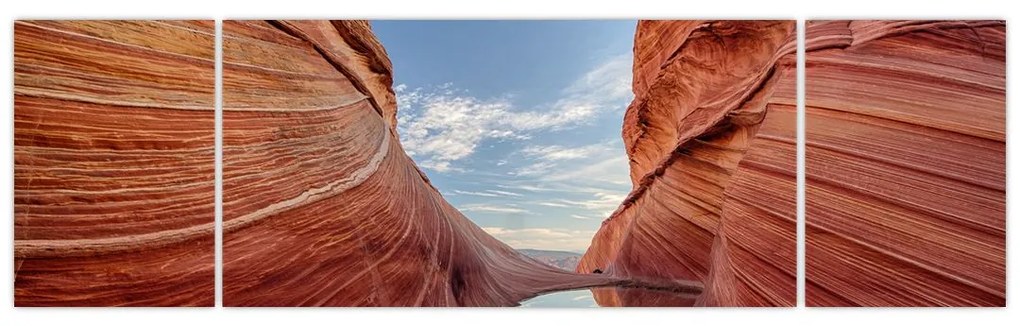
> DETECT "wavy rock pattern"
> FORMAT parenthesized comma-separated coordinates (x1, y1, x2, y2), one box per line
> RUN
(804, 20, 1006, 307)
(220, 20, 702, 307)
(577, 20, 798, 307)
(12, 19, 1004, 308)
(13, 20, 215, 306)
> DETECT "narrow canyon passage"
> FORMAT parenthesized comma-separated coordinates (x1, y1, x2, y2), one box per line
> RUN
(8, 17, 1007, 310)
(219, 20, 796, 307)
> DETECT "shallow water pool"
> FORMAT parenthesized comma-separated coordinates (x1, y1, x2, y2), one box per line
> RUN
(518, 289, 597, 308)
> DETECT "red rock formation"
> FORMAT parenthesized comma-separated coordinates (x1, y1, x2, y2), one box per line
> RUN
(220, 20, 701, 307)
(804, 20, 1006, 307)
(13, 20, 216, 306)
(577, 20, 798, 307)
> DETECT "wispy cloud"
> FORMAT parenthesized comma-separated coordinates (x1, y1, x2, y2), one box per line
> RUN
(453, 189, 524, 198)
(514, 186, 627, 221)
(538, 155, 631, 187)
(530, 192, 625, 219)
(564, 53, 633, 106)
(460, 204, 532, 214)
(520, 144, 606, 161)
(482, 227, 596, 252)
(487, 190, 523, 197)
(453, 190, 500, 197)
(396, 54, 633, 173)
(490, 139, 632, 222)
(496, 184, 557, 192)
(559, 192, 626, 212)
(511, 161, 559, 177)
(417, 159, 467, 173)
(537, 202, 571, 208)
(512, 141, 623, 177)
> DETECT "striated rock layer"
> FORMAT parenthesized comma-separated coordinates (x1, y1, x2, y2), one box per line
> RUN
(804, 20, 1006, 307)
(220, 20, 701, 307)
(13, 20, 216, 306)
(577, 20, 798, 307)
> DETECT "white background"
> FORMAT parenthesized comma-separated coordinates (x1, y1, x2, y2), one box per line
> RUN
(2, 0, 1016, 325)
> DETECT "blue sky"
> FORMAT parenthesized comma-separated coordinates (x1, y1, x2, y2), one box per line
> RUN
(374, 20, 636, 252)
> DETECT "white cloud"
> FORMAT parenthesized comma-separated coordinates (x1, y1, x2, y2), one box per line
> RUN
(530, 192, 624, 220)
(453, 189, 524, 198)
(453, 190, 501, 197)
(396, 54, 633, 173)
(512, 141, 622, 177)
(417, 159, 466, 173)
(496, 184, 557, 192)
(393, 53, 636, 249)
(537, 202, 571, 208)
(487, 190, 523, 197)
(563, 54, 633, 106)
(459, 204, 532, 214)
(482, 227, 596, 252)
(511, 161, 558, 177)
(539, 155, 631, 186)
(528, 191, 625, 220)
(495, 140, 632, 221)
(520, 144, 604, 161)
(554, 192, 626, 214)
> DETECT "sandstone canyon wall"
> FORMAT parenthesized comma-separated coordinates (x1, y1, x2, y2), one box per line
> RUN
(13, 20, 216, 306)
(577, 21, 798, 307)
(218, 20, 704, 307)
(11, 19, 1005, 308)
(804, 20, 1006, 306)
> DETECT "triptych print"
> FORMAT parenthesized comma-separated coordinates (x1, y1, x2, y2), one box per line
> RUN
(11, 19, 1006, 307)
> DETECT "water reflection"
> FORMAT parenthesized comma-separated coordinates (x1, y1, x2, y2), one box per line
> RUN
(519, 289, 598, 308)
(519, 287, 700, 307)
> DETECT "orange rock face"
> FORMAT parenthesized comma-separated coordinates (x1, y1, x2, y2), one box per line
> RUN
(11, 19, 1005, 308)
(804, 20, 1006, 306)
(13, 20, 216, 306)
(577, 20, 798, 307)
(219, 20, 704, 307)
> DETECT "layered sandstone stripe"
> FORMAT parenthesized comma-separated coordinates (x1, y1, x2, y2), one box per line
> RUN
(577, 21, 798, 307)
(804, 20, 1006, 307)
(13, 20, 215, 306)
(220, 20, 701, 307)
